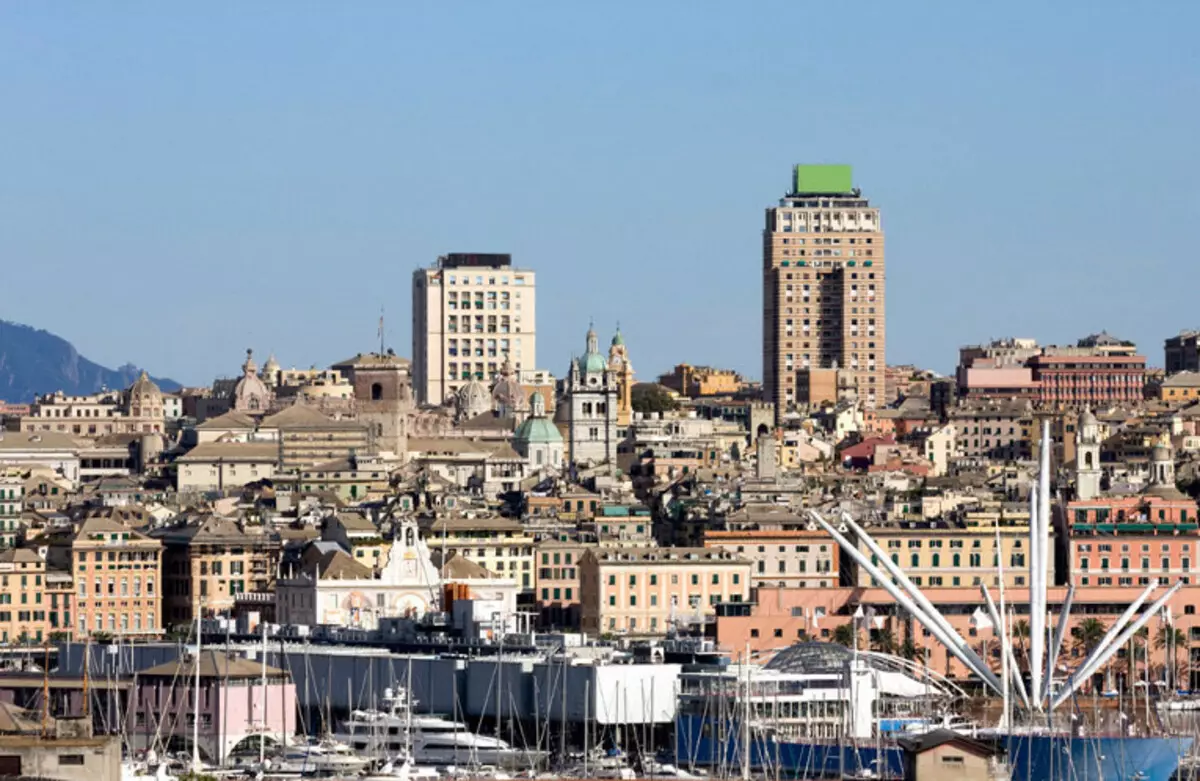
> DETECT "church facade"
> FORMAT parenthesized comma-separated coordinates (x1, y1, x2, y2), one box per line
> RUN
(565, 324, 633, 467)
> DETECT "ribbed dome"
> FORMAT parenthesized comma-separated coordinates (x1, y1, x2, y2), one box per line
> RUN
(457, 377, 491, 419)
(129, 370, 161, 398)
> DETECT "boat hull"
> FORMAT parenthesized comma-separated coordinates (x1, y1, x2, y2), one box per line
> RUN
(674, 715, 1194, 781)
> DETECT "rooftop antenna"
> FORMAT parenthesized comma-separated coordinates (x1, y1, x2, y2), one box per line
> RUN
(378, 307, 385, 355)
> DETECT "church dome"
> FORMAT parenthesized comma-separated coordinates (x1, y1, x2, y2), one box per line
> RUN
(514, 392, 562, 445)
(457, 377, 491, 419)
(129, 370, 162, 400)
(262, 353, 280, 375)
(1152, 443, 1171, 462)
(232, 349, 272, 412)
(579, 352, 608, 374)
(127, 371, 163, 418)
(491, 356, 527, 413)
(611, 329, 625, 347)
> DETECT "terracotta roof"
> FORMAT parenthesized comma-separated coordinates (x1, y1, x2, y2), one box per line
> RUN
(196, 410, 257, 430)
(588, 546, 747, 564)
(458, 411, 516, 432)
(428, 516, 524, 533)
(332, 512, 377, 533)
(0, 548, 43, 565)
(178, 442, 279, 462)
(1163, 372, 1200, 388)
(0, 432, 80, 451)
(440, 554, 493, 580)
(260, 404, 352, 430)
(139, 650, 287, 680)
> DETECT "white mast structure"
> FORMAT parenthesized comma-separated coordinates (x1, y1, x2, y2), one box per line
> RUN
(815, 416, 1184, 718)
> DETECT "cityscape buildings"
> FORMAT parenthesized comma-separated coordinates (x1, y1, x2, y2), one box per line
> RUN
(3, 164, 1200, 763)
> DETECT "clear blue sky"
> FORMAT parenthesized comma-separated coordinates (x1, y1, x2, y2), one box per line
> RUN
(2, 2, 1198, 386)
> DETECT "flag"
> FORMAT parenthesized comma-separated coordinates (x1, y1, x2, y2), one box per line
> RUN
(1164, 607, 1174, 626)
(970, 607, 994, 630)
(872, 616, 885, 630)
(853, 606, 865, 620)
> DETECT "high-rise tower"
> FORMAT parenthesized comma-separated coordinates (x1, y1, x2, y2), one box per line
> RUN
(762, 165, 885, 418)
(412, 253, 537, 406)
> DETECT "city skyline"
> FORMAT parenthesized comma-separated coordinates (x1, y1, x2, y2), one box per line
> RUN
(2, 3, 1198, 385)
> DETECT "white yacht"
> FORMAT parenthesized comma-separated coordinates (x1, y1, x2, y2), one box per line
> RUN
(262, 738, 369, 776)
(336, 688, 539, 769)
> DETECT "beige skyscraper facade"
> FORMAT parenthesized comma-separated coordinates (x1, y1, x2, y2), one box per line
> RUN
(412, 253, 537, 406)
(763, 165, 885, 418)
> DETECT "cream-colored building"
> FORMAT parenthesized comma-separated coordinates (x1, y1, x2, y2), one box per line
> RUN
(297, 454, 391, 505)
(424, 516, 535, 592)
(0, 470, 24, 547)
(763, 165, 885, 417)
(0, 431, 82, 482)
(20, 372, 167, 437)
(411, 253, 537, 405)
(176, 442, 279, 493)
(0, 548, 51, 643)
(579, 547, 751, 637)
(859, 505, 1045, 590)
(406, 437, 528, 495)
(922, 424, 956, 477)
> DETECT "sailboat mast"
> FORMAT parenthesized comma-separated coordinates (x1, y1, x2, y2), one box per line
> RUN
(996, 521, 1010, 729)
(260, 618, 268, 764)
(192, 610, 202, 771)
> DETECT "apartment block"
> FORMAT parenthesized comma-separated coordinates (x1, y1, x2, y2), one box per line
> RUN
(1166, 331, 1200, 374)
(579, 547, 751, 636)
(412, 253, 536, 406)
(44, 516, 163, 638)
(424, 516, 535, 592)
(763, 165, 884, 418)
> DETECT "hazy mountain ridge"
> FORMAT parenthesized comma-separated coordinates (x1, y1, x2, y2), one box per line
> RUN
(0, 320, 180, 402)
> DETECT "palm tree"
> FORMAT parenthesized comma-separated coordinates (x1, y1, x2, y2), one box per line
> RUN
(871, 627, 898, 655)
(831, 623, 859, 649)
(1072, 617, 1108, 655)
(1157, 626, 1187, 688)
(1011, 619, 1031, 671)
(898, 638, 920, 662)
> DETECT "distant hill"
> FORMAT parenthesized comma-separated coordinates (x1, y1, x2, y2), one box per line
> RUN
(0, 320, 180, 403)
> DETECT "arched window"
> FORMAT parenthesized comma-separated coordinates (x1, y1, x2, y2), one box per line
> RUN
(931, 553, 940, 567)
(1085, 452, 1094, 468)
(371, 383, 383, 401)
(953, 553, 961, 567)
(910, 553, 919, 568)
(405, 527, 415, 547)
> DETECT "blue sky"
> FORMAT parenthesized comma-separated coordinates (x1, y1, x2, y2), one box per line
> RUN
(2, 2, 1197, 386)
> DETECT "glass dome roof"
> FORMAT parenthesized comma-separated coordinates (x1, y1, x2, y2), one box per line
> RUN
(764, 642, 856, 674)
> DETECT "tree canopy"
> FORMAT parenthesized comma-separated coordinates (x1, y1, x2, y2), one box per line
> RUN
(631, 383, 678, 414)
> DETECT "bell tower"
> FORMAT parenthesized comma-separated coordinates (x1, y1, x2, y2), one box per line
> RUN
(332, 351, 414, 460)
(1075, 408, 1101, 501)
(608, 327, 635, 427)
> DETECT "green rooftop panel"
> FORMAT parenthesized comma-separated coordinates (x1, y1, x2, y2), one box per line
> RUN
(793, 164, 853, 195)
